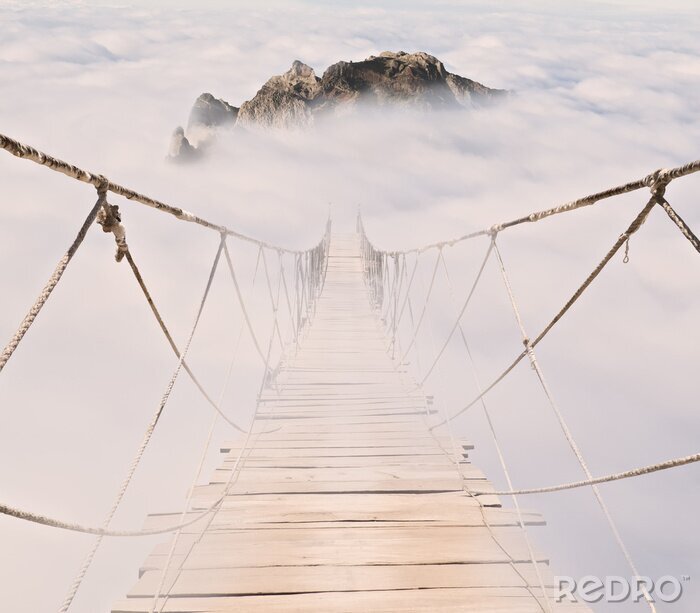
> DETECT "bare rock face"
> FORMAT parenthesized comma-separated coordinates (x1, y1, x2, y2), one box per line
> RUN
(238, 61, 322, 129)
(169, 51, 507, 159)
(186, 93, 238, 146)
(167, 126, 198, 162)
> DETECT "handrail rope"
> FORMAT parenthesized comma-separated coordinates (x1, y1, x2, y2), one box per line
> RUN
(0, 498, 219, 538)
(430, 195, 659, 430)
(153, 249, 287, 613)
(491, 239, 656, 612)
(359, 161, 700, 255)
(472, 451, 700, 496)
(419, 240, 495, 386)
(57, 236, 225, 613)
(0, 132, 326, 254)
(0, 184, 107, 374)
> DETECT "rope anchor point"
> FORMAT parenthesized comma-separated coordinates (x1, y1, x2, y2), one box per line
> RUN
(96, 201, 128, 262)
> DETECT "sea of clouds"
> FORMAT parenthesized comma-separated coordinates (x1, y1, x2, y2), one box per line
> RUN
(0, 1, 699, 611)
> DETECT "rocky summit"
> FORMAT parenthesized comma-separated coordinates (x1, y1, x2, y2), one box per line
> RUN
(168, 51, 507, 160)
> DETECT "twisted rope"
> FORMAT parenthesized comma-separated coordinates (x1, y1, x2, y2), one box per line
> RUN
(0, 131, 322, 254)
(359, 160, 700, 255)
(0, 185, 106, 374)
(657, 197, 700, 254)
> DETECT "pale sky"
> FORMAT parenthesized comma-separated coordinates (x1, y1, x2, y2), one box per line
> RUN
(0, 1, 699, 612)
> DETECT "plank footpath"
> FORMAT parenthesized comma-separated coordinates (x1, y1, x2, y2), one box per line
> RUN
(112, 234, 590, 612)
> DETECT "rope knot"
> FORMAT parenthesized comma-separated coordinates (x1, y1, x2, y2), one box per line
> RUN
(487, 224, 501, 238)
(97, 203, 128, 262)
(95, 175, 109, 196)
(645, 168, 671, 201)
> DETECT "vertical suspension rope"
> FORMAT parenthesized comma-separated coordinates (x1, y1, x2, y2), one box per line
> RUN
(493, 240, 656, 612)
(58, 235, 225, 613)
(438, 249, 550, 612)
(0, 184, 107, 374)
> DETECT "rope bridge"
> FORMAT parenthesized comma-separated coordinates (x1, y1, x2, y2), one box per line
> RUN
(0, 131, 698, 612)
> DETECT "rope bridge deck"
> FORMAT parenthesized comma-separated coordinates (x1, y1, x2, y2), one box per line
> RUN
(111, 234, 588, 613)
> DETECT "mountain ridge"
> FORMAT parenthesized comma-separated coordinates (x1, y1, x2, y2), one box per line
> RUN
(168, 51, 508, 160)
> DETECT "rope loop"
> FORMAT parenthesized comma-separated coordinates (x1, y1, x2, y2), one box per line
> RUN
(623, 238, 630, 263)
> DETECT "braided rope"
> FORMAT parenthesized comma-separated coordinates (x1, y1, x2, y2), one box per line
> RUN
(0, 186, 106, 373)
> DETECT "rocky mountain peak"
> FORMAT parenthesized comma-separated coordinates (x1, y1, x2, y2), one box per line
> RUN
(168, 51, 508, 160)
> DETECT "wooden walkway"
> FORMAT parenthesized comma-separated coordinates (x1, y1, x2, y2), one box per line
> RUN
(112, 234, 590, 613)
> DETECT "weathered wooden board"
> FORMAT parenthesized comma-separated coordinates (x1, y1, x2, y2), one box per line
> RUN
(130, 562, 557, 597)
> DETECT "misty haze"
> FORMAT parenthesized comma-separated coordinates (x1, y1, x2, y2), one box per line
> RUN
(0, 1, 699, 613)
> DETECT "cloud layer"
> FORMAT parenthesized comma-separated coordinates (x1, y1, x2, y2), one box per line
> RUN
(0, 1, 699, 611)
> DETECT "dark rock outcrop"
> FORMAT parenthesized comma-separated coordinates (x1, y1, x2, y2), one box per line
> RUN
(167, 126, 198, 162)
(168, 51, 507, 159)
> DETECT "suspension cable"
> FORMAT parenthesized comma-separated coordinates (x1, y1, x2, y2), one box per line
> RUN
(0, 184, 107, 374)
(0, 132, 322, 254)
(359, 160, 700, 255)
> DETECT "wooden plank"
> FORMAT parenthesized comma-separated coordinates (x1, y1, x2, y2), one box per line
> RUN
(130, 562, 557, 597)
